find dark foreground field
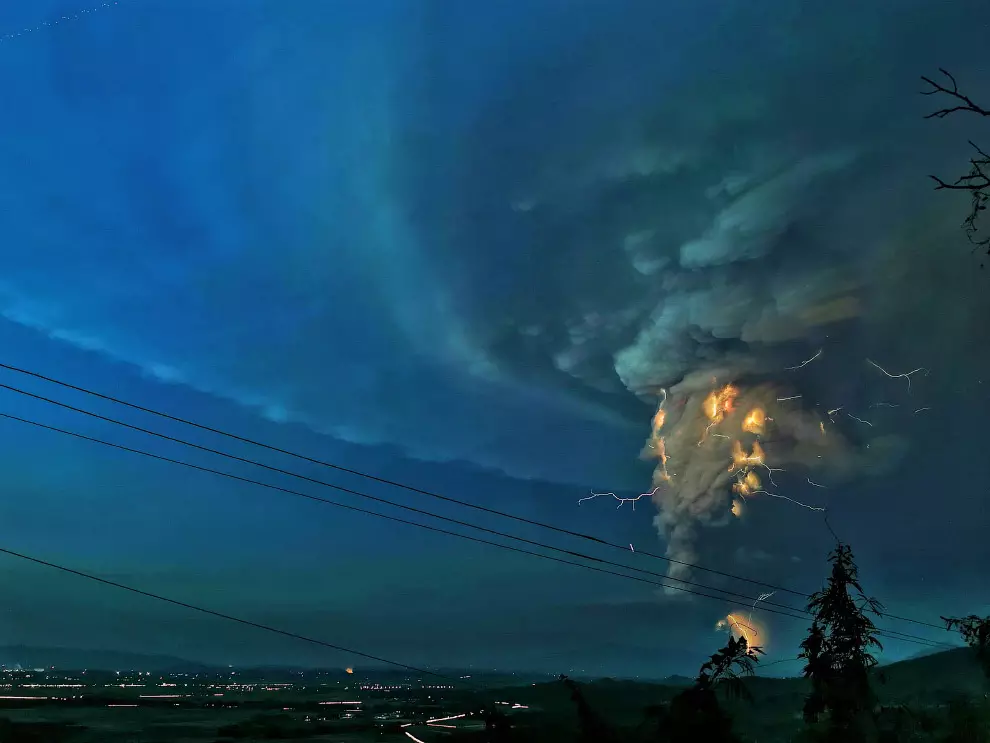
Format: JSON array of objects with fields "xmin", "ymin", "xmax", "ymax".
[{"xmin": 0, "ymin": 649, "xmax": 985, "ymax": 742}]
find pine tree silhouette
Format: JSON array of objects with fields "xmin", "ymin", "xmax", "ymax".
[{"xmin": 799, "ymin": 543, "xmax": 883, "ymax": 741}]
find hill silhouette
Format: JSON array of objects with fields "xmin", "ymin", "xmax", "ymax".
[
  {"xmin": 475, "ymin": 648, "xmax": 983, "ymax": 742},
  {"xmin": 0, "ymin": 646, "xmax": 213, "ymax": 672}
]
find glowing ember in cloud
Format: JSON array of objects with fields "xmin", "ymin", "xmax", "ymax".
[
  {"xmin": 742, "ymin": 407, "xmax": 766, "ymax": 435},
  {"xmin": 700, "ymin": 384, "xmax": 739, "ymax": 443},
  {"xmin": 730, "ymin": 439, "xmax": 766, "ymax": 471},
  {"xmin": 645, "ymin": 389, "xmax": 674, "ymax": 481},
  {"xmin": 730, "ymin": 499, "xmax": 744, "ymax": 518},
  {"xmin": 655, "ymin": 436, "xmax": 673, "ymax": 482},
  {"xmin": 732, "ymin": 470, "xmax": 761, "ymax": 496},
  {"xmin": 345, "ymin": 668, "xmax": 354, "ymax": 675}
]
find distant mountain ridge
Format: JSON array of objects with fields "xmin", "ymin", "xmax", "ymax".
[{"xmin": 0, "ymin": 646, "xmax": 214, "ymax": 672}]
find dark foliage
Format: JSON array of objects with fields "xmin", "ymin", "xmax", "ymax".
[
  {"xmin": 799, "ymin": 543, "xmax": 883, "ymax": 741},
  {"xmin": 942, "ymin": 614, "xmax": 990, "ymax": 680},
  {"xmin": 0, "ymin": 717, "xmax": 84, "ymax": 743},
  {"xmin": 923, "ymin": 68, "xmax": 990, "ymax": 258},
  {"xmin": 560, "ymin": 674, "xmax": 622, "ymax": 743},
  {"xmin": 652, "ymin": 635, "xmax": 762, "ymax": 743},
  {"xmin": 875, "ymin": 704, "xmax": 937, "ymax": 743},
  {"xmin": 941, "ymin": 696, "xmax": 990, "ymax": 743}
]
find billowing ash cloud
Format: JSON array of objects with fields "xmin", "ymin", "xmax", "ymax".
[
  {"xmin": 641, "ymin": 379, "xmax": 904, "ymax": 587},
  {"xmin": 401, "ymin": 0, "xmax": 988, "ymax": 578}
]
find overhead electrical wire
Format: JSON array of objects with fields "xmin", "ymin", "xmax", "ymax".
[
  {"xmin": 0, "ymin": 365, "xmax": 952, "ymax": 636},
  {"xmin": 0, "ymin": 406, "xmax": 954, "ymax": 651},
  {"xmin": 0, "ymin": 545, "xmax": 466, "ymax": 683},
  {"xmin": 0, "ymin": 362, "xmax": 802, "ymax": 594}
]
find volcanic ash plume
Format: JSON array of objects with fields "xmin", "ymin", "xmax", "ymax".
[{"xmin": 641, "ymin": 378, "xmax": 859, "ymax": 590}]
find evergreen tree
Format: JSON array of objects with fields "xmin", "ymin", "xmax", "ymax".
[{"xmin": 799, "ymin": 543, "xmax": 884, "ymax": 741}]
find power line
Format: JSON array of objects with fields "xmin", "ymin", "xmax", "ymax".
[
  {"xmin": 0, "ymin": 362, "xmax": 803, "ymax": 595},
  {"xmin": 0, "ymin": 409, "xmax": 954, "ymax": 651},
  {"xmin": 0, "ymin": 545, "xmax": 949, "ymax": 710},
  {"xmin": 0, "ymin": 410, "xmax": 812, "ymax": 615},
  {"xmin": 0, "ymin": 545, "xmax": 462, "ymax": 682},
  {"xmin": 0, "ymin": 393, "xmax": 812, "ymax": 613},
  {"xmin": 0, "ymin": 365, "xmax": 950, "ymax": 635},
  {"xmin": 0, "ymin": 382, "xmax": 951, "ymax": 637}
]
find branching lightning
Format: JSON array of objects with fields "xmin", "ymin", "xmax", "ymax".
[
  {"xmin": 914, "ymin": 407, "xmax": 931, "ymax": 414},
  {"xmin": 776, "ymin": 394, "xmax": 802, "ymax": 401},
  {"xmin": 806, "ymin": 478, "xmax": 827, "ymax": 489},
  {"xmin": 752, "ymin": 490, "xmax": 825, "ymax": 512},
  {"xmin": 751, "ymin": 591, "xmax": 776, "ymax": 613},
  {"xmin": 866, "ymin": 358, "xmax": 930, "ymax": 391},
  {"xmin": 578, "ymin": 487, "xmax": 661, "ymax": 511},
  {"xmin": 786, "ymin": 348, "xmax": 823, "ymax": 371}
]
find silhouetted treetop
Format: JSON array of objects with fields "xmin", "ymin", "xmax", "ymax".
[{"xmin": 923, "ymin": 68, "xmax": 990, "ymax": 256}]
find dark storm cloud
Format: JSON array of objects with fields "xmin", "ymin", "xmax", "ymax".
[
  {"xmin": 394, "ymin": 0, "xmax": 990, "ymax": 577},
  {"xmin": 0, "ymin": 1, "xmax": 645, "ymax": 486},
  {"xmin": 1, "ymin": 0, "xmax": 989, "ymax": 584}
]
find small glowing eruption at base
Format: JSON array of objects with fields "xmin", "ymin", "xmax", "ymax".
[{"xmin": 717, "ymin": 613, "xmax": 764, "ymax": 648}]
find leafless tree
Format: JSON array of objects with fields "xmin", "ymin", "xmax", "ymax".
[{"xmin": 923, "ymin": 68, "xmax": 990, "ymax": 256}]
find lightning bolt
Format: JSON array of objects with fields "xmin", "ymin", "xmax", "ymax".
[
  {"xmin": 751, "ymin": 490, "xmax": 825, "ymax": 512},
  {"xmin": 866, "ymin": 358, "xmax": 930, "ymax": 391},
  {"xmin": 578, "ymin": 486, "xmax": 661, "ymax": 511},
  {"xmin": 786, "ymin": 348, "xmax": 823, "ymax": 371},
  {"xmin": 846, "ymin": 413, "xmax": 873, "ymax": 427}
]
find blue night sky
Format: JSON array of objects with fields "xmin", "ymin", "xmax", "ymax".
[{"xmin": 0, "ymin": 0, "xmax": 987, "ymax": 678}]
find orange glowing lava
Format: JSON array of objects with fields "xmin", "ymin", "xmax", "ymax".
[
  {"xmin": 732, "ymin": 470, "xmax": 761, "ymax": 496},
  {"xmin": 742, "ymin": 407, "xmax": 766, "ymax": 435},
  {"xmin": 704, "ymin": 384, "xmax": 738, "ymax": 423},
  {"xmin": 730, "ymin": 440, "xmax": 766, "ymax": 472},
  {"xmin": 699, "ymin": 384, "xmax": 739, "ymax": 443}
]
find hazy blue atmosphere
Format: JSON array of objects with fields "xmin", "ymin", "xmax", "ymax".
[{"xmin": 0, "ymin": 0, "xmax": 987, "ymax": 679}]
